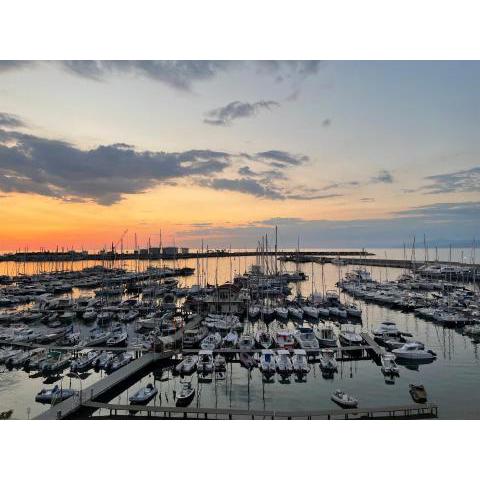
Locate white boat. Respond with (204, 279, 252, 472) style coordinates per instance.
(175, 354, 198, 375)
(41, 351, 72, 376)
(6, 348, 43, 368)
(0, 348, 23, 364)
(106, 326, 128, 347)
(95, 351, 115, 369)
(392, 342, 437, 361)
(331, 390, 358, 408)
(176, 381, 195, 406)
(106, 352, 133, 372)
(302, 306, 319, 320)
(238, 334, 255, 350)
(275, 330, 295, 350)
(35, 385, 76, 404)
(183, 326, 208, 348)
(380, 352, 399, 375)
(221, 330, 239, 349)
(70, 350, 100, 372)
(129, 383, 158, 405)
(292, 349, 310, 375)
(214, 355, 226, 372)
(200, 333, 221, 350)
(259, 349, 276, 377)
(315, 325, 338, 347)
(275, 349, 293, 374)
(254, 331, 273, 349)
(85, 328, 111, 346)
(288, 306, 303, 320)
(346, 304, 362, 318)
(197, 350, 214, 373)
(339, 324, 363, 346)
(328, 306, 347, 318)
(319, 348, 338, 372)
(373, 321, 400, 337)
(294, 327, 319, 353)
(274, 307, 289, 320)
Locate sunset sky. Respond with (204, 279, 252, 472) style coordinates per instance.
(0, 60, 479, 251)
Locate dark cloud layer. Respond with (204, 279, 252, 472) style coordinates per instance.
(204, 100, 279, 126)
(0, 127, 231, 205)
(422, 166, 480, 194)
(0, 112, 26, 128)
(371, 169, 394, 183)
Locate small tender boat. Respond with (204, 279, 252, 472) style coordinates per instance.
(175, 355, 198, 375)
(259, 349, 276, 377)
(41, 351, 72, 376)
(197, 350, 214, 373)
(35, 385, 76, 404)
(176, 381, 195, 407)
(331, 390, 358, 408)
(319, 348, 337, 372)
(409, 384, 427, 403)
(380, 352, 399, 376)
(95, 351, 115, 369)
(392, 342, 436, 361)
(346, 303, 362, 318)
(129, 383, 158, 405)
(292, 349, 310, 375)
(276, 349, 293, 375)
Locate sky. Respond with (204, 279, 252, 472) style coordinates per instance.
(0, 60, 479, 251)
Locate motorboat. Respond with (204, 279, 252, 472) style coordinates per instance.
(274, 307, 289, 321)
(254, 330, 273, 349)
(85, 327, 112, 347)
(105, 352, 133, 373)
(197, 350, 214, 373)
(129, 383, 158, 405)
(175, 355, 198, 375)
(319, 349, 337, 372)
(238, 334, 255, 351)
(275, 330, 295, 350)
(214, 355, 226, 372)
(239, 352, 257, 369)
(315, 325, 338, 347)
(6, 348, 43, 369)
(200, 333, 221, 350)
(294, 326, 319, 354)
(41, 351, 72, 376)
(221, 330, 239, 349)
(35, 385, 76, 404)
(95, 351, 115, 369)
(380, 352, 399, 376)
(328, 306, 347, 318)
(317, 306, 330, 317)
(331, 390, 358, 408)
(346, 303, 362, 318)
(373, 321, 400, 337)
(259, 349, 276, 377)
(409, 384, 427, 403)
(392, 342, 436, 361)
(275, 349, 293, 375)
(292, 349, 310, 375)
(248, 305, 260, 320)
(339, 325, 363, 346)
(260, 305, 275, 322)
(70, 350, 100, 372)
(302, 305, 319, 320)
(106, 326, 128, 347)
(183, 326, 208, 348)
(176, 381, 195, 407)
(288, 306, 303, 321)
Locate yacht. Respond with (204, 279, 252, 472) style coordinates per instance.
(175, 354, 198, 375)
(41, 351, 72, 376)
(275, 349, 293, 375)
(294, 326, 319, 354)
(214, 355, 226, 372)
(328, 306, 347, 318)
(260, 305, 275, 322)
(319, 349, 338, 372)
(315, 325, 338, 347)
(339, 324, 363, 346)
(248, 305, 260, 320)
(392, 342, 437, 361)
(346, 303, 362, 318)
(197, 350, 214, 374)
(292, 349, 310, 375)
(129, 383, 158, 405)
(85, 327, 112, 347)
(106, 325, 128, 347)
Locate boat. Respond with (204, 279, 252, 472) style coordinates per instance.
(302, 305, 319, 320)
(409, 384, 427, 403)
(175, 354, 198, 375)
(328, 306, 347, 318)
(315, 325, 338, 347)
(197, 350, 214, 373)
(41, 351, 72, 376)
(239, 352, 257, 369)
(95, 351, 115, 369)
(260, 305, 275, 321)
(183, 326, 208, 348)
(238, 334, 255, 350)
(70, 350, 100, 372)
(85, 327, 111, 347)
(259, 349, 276, 377)
(319, 348, 337, 372)
(392, 342, 436, 361)
(6, 348, 43, 368)
(288, 306, 303, 320)
(200, 333, 221, 350)
(105, 352, 133, 372)
(275, 330, 295, 350)
(292, 349, 310, 375)
(373, 321, 400, 337)
(380, 352, 399, 376)
(254, 331, 273, 349)
(106, 326, 128, 347)
(331, 390, 358, 408)
(35, 385, 76, 404)
(346, 303, 362, 318)
(214, 355, 226, 372)
(274, 307, 289, 321)
(275, 349, 293, 375)
(339, 324, 363, 346)
(248, 305, 261, 320)
(294, 326, 319, 354)
(129, 383, 158, 405)
(176, 381, 195, 407)
(221, 330, 239, 349)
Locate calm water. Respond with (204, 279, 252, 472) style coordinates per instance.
(1, 250, 480, 419)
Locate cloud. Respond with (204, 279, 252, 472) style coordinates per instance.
(371, 169, 394, 183)
(203, 100, 279, 126)
(422, 166, 480, 194)
(360, 197, 375, 203)
(0, 128, 231, 205)
(0, 112, 26, 128)
(392, 201, 480, 219)
(0, 61, 34, 73)
(256, 150, 309, 167)
(254, 61, 321, 82)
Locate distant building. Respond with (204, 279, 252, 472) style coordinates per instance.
(162, 247, 189, 256)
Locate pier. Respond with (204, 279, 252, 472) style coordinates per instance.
(80, 400, 438, 420)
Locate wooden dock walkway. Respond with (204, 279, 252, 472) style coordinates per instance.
(35, 351, 171, 419)
(82, 400, 438, 420)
